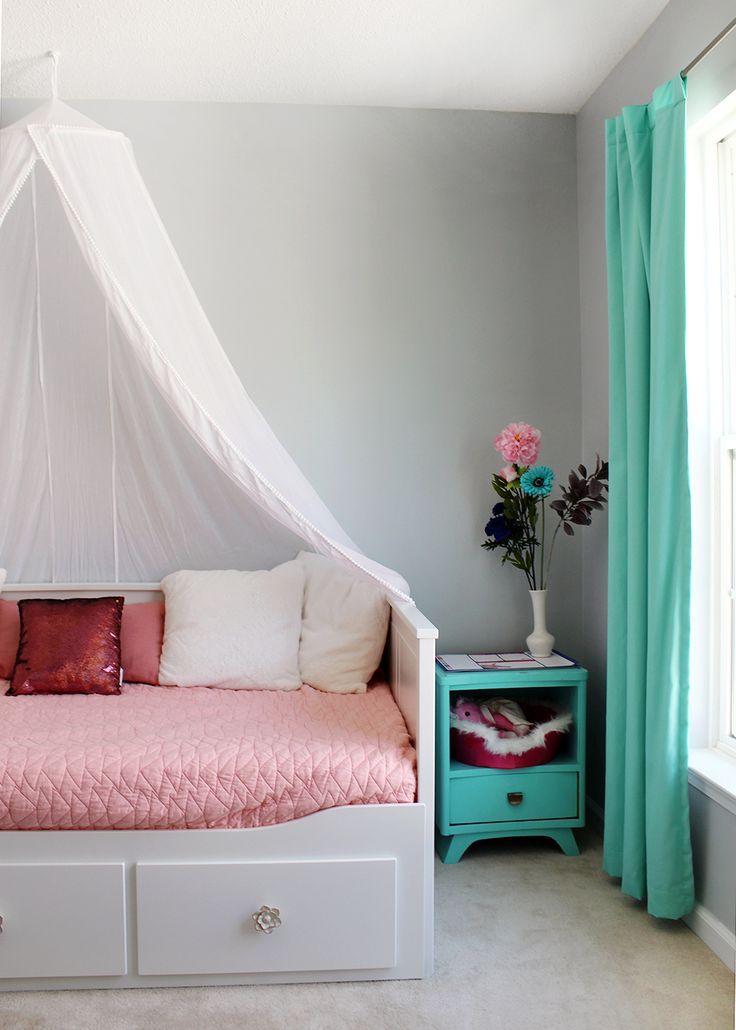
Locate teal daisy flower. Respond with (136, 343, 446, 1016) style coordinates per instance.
(520, 465, 554, 498)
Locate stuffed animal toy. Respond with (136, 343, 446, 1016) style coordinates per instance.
(481, 697, 533, 736)
(452, 696, 532, 738)
(449, 694, 572, 769)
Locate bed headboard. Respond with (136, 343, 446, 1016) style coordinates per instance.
(1, 583, 162, 603)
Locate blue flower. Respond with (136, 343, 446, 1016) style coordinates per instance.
(520, 465, 554, 498)
(485, 513, 512, 542)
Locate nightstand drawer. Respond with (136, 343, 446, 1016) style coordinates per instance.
(449, 771, 578, 825)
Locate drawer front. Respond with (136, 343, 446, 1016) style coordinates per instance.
(0, 863, 127, 978)
(449, 771, 578, 825)
(136, 858, 397, 975)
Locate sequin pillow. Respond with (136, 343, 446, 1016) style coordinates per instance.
(9, 597, 125, 696)
(0, 598, 163, 685)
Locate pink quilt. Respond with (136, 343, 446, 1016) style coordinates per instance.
(0, 681, 416, 830)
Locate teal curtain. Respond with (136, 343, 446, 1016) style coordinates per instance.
(604, 75, 694, 919)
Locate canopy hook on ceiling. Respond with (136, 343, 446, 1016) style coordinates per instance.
(47, 50, 60, 99)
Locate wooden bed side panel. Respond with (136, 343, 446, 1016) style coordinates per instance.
(388, 600, 438, 977)
(388, 601, 437, 804)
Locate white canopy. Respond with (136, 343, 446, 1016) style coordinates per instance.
(0, 100, 410, 600)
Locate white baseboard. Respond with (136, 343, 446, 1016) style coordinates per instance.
(586, 798, 733, 971)
(684, 903, 736, 971)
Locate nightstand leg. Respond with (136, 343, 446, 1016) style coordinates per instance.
(436, 832, 473, 864)
(547, 829, 579, 856)
(437, 828, 580, 861)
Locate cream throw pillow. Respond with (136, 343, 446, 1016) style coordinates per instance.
(297, 551, 390, 694)
(159, 563, 305, 690)
(0, 569, 6, 592)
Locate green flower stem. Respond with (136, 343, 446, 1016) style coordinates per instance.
(540, 499, 545, 589)
(519, 548, 534, 590)
(544, 519, 563, 589)
(522, 497, 537, 589)
(519, 500, 530, 587)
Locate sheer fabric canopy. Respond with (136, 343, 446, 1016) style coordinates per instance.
(0, 101, 410, 600)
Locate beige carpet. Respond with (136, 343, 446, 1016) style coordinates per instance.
(0, 831, 732, 1030)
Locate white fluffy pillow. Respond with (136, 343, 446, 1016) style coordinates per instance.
(159, 563, 305, 690)
(297, 551, 390, 694)
(0, 569, 6, 592)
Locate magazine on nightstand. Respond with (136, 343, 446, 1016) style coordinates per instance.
(436, 651, 577, 672)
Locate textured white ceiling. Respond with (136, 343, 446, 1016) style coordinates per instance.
(2, 0, 671, 114)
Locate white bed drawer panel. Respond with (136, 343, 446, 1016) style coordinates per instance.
(0, 863, 126, 978)
(136, 858, 397, 975)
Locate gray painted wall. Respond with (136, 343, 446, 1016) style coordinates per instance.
(689, 786, 736, 936)
(2, 98, 582, 656)
(577, 0, 736, 932)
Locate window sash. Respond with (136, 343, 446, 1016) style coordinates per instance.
(719, 133, 736, 754)
(719, 133, 736, 438)
(688, 101, 736, 757)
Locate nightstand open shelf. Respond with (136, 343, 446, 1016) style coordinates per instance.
(449, 754, 579, 776)
(436, 657, 587, 863)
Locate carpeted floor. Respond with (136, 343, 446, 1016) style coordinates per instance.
(0, 831, 732, 1030)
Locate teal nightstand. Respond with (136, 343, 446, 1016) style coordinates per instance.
(435, 658, 587, 863)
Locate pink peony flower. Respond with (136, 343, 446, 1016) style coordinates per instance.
(499, 465, 518, 483)
(494, 422, 541, 465)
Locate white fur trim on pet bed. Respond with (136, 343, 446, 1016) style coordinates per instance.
(449, 703, 572, 756)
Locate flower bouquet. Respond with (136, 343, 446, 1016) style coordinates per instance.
(483, 422, 608, 655)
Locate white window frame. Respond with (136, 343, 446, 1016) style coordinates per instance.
(718, 436, 736, 751)
(687, 92, 736, 762)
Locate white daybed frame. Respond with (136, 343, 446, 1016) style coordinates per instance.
(0, 585, 437, 991)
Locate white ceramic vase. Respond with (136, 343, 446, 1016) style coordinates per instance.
(526, 589, 554, 658)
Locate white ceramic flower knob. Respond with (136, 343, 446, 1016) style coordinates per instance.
(252, 905, 281, 934)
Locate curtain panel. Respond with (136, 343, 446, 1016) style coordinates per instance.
(604, 75, 694, 920)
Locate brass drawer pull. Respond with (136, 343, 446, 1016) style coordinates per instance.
(507, 792, 524, 807)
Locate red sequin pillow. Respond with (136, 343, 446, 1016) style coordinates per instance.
(9, 597, 125, 696)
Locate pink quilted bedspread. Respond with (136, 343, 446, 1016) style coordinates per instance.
(0, 681, 416, 830)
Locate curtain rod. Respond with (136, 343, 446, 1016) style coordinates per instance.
(681, 16, 736, 78)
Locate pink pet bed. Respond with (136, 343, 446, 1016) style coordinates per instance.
(449, 696, 572, 769)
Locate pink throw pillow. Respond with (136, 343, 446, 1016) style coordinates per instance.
(120, 601, 164, 685)
(0, 599, 20, 679)
(0, 598, 164, 685)
(9, 597, 124, 696)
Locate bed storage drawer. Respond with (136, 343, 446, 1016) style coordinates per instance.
(136, 858, 397, 975)
(0, 863, 127, 978)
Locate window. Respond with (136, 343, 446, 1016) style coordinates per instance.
(688, 94, 736, 760)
